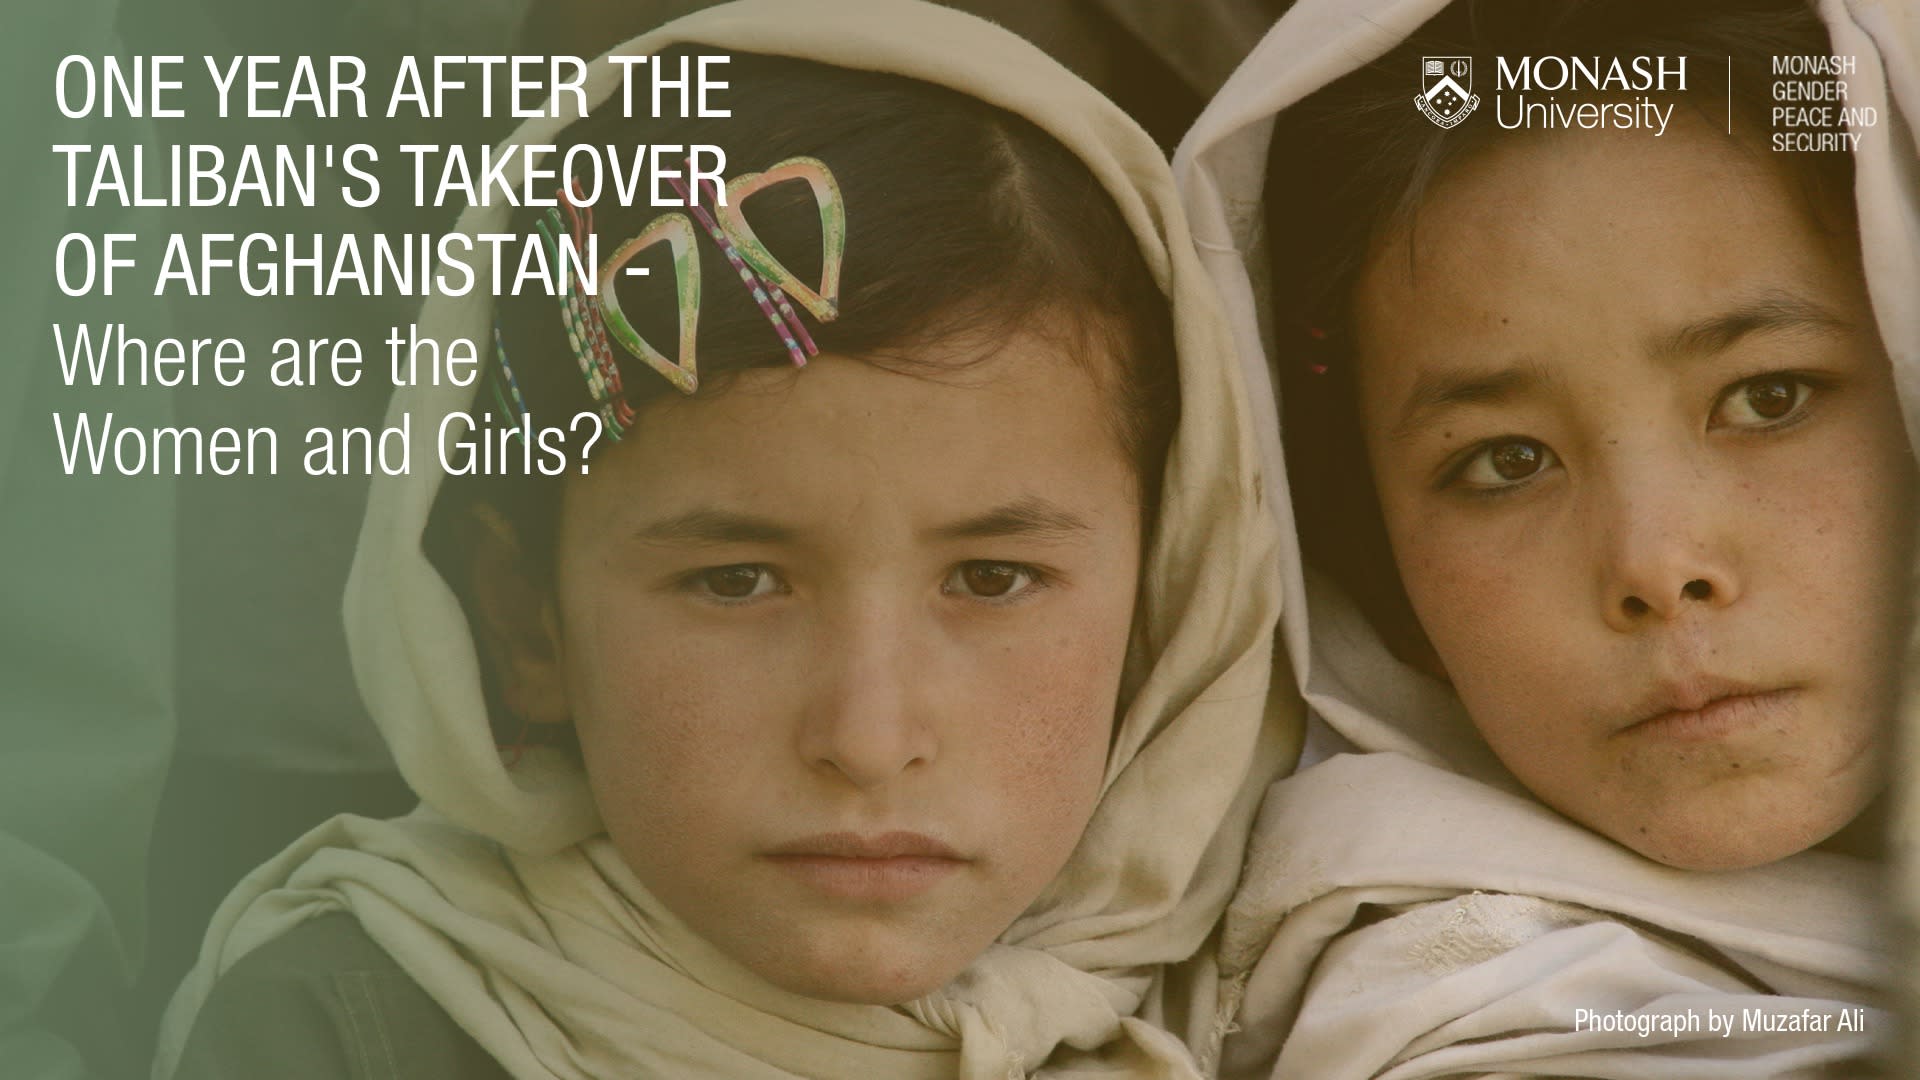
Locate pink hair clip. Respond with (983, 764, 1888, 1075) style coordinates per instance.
(505, 158, 848, 436)
(595, 156, 847, 404)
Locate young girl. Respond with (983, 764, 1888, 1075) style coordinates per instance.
(151, 2, 1296, 1077)
(1179, 0, 1918, 1074)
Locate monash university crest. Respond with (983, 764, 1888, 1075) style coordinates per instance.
(1415, 56, 1479, 128)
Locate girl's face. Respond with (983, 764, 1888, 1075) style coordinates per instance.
(1351, 115, 1914, 871)
(529, 337, 1140, 1003)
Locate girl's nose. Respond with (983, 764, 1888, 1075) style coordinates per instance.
(1595, 468, 1741, 633)
(794, 598, 936, 790)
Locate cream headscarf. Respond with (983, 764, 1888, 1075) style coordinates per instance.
(153, 2, 1299, 1077)
(1178, 0, 1918, 1076)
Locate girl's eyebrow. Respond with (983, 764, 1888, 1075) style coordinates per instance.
(1390, 290, 1854, 444)
(1654, 289, 1851, 361)
(627, 508, 796, 547)
(1392, 357, 1557, 444)
(930, 496, 1094, 542)
(621, 498, 1094, 547)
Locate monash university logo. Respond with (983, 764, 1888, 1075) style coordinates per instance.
(1416, 56, 1479, 128)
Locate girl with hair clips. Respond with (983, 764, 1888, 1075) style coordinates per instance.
(1179, 0, 1920, 1075)
(153, 1, 1298, 1078)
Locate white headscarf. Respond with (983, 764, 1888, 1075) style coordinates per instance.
(154, 2, 1300, 1077)
(1178, 0, 1917, 1075)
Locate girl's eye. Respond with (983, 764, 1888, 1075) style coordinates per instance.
(693, 564, 782, 601)
(1714, 375, 1814, 428)
(1454, 437, 1558, 490)
(945, 561, 1042, 601)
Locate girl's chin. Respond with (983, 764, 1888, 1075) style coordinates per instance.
(1605, 800, 1875, 872)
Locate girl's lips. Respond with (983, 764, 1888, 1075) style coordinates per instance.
(764, 831, 963, 860)
(761, 853, 965, 903)
(761, 831, 969, 903)
(1616, 686, 1800, 742)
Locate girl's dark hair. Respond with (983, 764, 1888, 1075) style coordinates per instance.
(1266, 0, 1855, 661)
(430, 50, 1178, 744)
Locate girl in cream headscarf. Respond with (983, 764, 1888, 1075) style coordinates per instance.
(153, 2, 1297, 1078)
(1180, 0, 1918, 1075)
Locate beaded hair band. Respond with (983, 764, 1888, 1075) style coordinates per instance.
(490, 157, 848, 445)
(547, 181, 636, 436)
